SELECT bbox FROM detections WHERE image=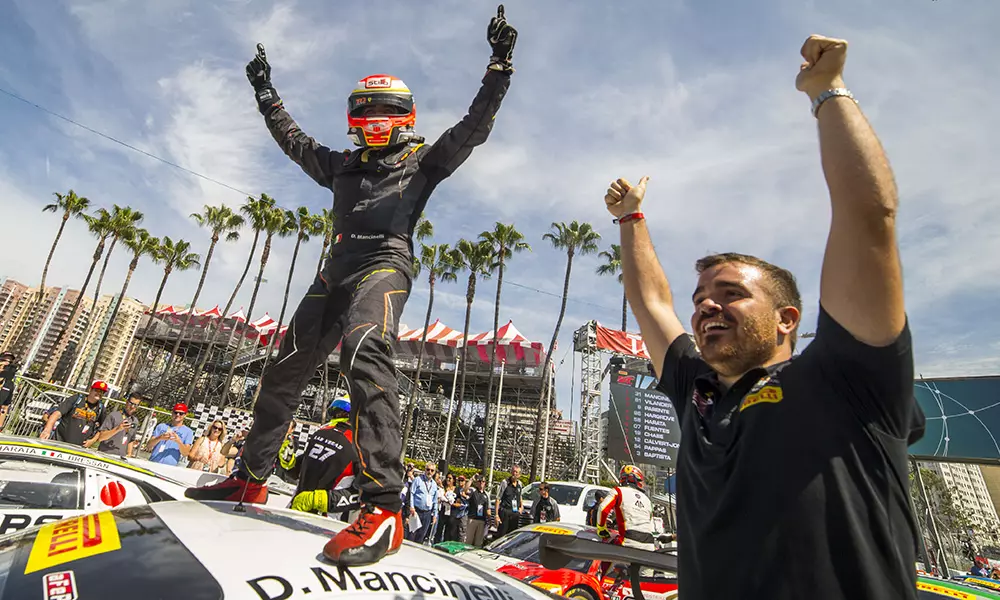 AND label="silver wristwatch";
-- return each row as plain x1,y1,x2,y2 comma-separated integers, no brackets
811,88,856,118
